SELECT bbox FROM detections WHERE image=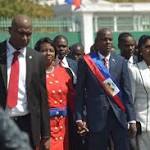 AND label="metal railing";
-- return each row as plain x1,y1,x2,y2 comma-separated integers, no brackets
0,17,80,32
